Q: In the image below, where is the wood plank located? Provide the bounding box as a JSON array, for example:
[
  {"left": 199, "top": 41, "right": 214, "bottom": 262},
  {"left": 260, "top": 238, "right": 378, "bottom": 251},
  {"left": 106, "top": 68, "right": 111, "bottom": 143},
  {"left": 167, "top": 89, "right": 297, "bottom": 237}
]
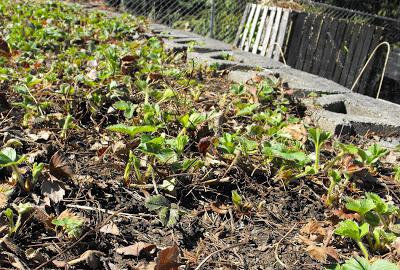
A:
[
  {"left": 240, "top": 4, "right": 256, "bottom": 50},
  {"left": 234, "top": 4, "right": 251, "bottom": 47},
  {"left": 266, "top": 7, "right": 283, "bottom": 59},
  {"left": 319, "top": 18, "right": 339, "bottom": 78},
  {"left": 245, "top": 4, "right": 262, "bottom": 52},
  {"left": 311, "top": 17, "right": 330, "bottom": 74},
  {"left": 273, "top": 9, "right": 290, "bottom": 61},
  {"left": 359, "top": 27, "right": 384, "bottom": 95},
  {"left": 260, "top": 7, "right": 277, "bottom": 56},
  {"left": 252, "top": 7, "right": 269, "bottom": 54},
  {"left": 303, "top": 14, "right": 323, "bottom": 72},
  {"left": 345, "top": 24, "right": 370, "bottom": 88},
  {"left": 326, "top": 20, "right": 346, "bottom": 80},
  {"left": 295, "top": 14, "right": 314, "bottom": 70},
  {"left": 351, "top": 24, "right": 374, "bottom": 93},
  {"left": 286, "top": 12, "right": 307, "bottom": 67},
  {"left": 333, "top": 22, "right": 353, "bottom": 83},
  {"left": 339, "top": 23, "right": 361, "bottom": 85}
]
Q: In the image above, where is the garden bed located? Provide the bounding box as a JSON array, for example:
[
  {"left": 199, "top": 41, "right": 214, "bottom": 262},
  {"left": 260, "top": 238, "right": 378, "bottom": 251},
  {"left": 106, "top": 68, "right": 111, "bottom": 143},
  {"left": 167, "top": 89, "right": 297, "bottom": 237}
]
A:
[{"left": 0, "top": 1, "right": 399, "bottom": 269}]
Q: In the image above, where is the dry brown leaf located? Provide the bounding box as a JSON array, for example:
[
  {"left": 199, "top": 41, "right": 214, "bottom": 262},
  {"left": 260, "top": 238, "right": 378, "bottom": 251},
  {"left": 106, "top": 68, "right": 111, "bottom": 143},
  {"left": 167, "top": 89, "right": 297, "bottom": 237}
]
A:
[
  {"left": 198, "top": 136, "right": 216, "bottom": 156},
  {"left": 134, "top": 261, "right": 157, "bottom": 270},
  {"left": 3, "top": 251, "right": 26, "bottom": 270},
  {"left": 0, "top": 183, "right": 15, "bottom": 209},
  {"left": 116, "top": 242, "right": 156, "bottom": 257},
  {"left": 331, "top": 208, "right": 361, "bottom": 221},
  {"left": 68, "top": 250, "right": 105, "bottom": 269},
  {"left": 25, "top": 248, "right": 46, "bottom": 264},
  {"left": 0, "top": 38, "right": 11, "bottom": 58},
  {"left": 41, "top": 178, "right": 65, "bottom": 204},
  {"left": 305, "top": 244, "right": 339, "bottom": 263},
  {"left": 49, "top": 151, "right": 74, "bottom": 179},
  {"left": 121, "top": 55, "right": 138, "bottom": 75},
  {"left": 392, "top": 237, "right": 400, "bottom": 255},
  {"left": 100, "top": 221, "right": 120, "bottom": 236},
  {"left": 33, "top": 207, "right": 54, "bottom": 230},
  {"left": 0, "top": 92, "right": 11, "bottom": 112},
  {"left": 281, "top": 124, "right": 308, "bottom": 143},
  {"left": 155, "top": 244, "right": 180, "bottom": 270},
  {"left": 300, "top": 220, "right": 326, "bottom": 241},
  {"left": 210, "top": 202, "right": 229, "bottom": 215},
  {"left": 149, "top": 72, "right": 163, "bottom": 81},
  {"left": 52, "top": 260, "right": 67, "bottom": 268}
]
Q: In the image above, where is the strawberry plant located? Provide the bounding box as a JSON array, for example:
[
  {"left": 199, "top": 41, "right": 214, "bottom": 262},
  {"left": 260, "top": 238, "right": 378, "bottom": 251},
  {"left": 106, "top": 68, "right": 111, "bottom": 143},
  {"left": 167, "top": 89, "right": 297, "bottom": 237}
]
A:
[
  {"left": 335, "top": 220, "right": 370, "bottom": 259},
  {"left": 329, "top": 256, "right": 399, "bottom": 270},
  {"left": 308, "top": 128, "right": 331, "bottom": 171}
]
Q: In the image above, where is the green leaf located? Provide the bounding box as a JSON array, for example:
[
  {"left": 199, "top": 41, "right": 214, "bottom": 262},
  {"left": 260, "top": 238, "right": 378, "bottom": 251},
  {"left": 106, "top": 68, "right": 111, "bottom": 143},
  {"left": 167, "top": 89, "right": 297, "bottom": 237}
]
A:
[
  {"left": 341, "top": 257, "right": 400, "bottom": 270},
  {"left": 157, "top": 88, "right": 175, "bottom": 103},
  {"left": 232, "top": 190, "right": 242, "bottom": 208},
  {"left": 365, "top": 193, "right": 388, "bottom": 215},
  {"left": 13, "top": 203, "right": 32, "bottom": 215},
  {"left": 370, "top": 260, "right": 399, "bottom": 270},
  {"left": 112, "top": 100, "right": 137, "bottom": 119},
  {"left": 167, "top": 205, "right": 180, "bottom": 227},
  {"left": 342, "top": 257, "right": 370, "bottom": 270},
  {"left": 366, "top": 144, "right": 388, "bottom": 164},
  {"left": 145, "top": 195, "right": 171, "bottom": 211},
  {"left": 106, "top": 124, "right": 157, "bottom": 138},
  {"left": 262, "top": 142, "right": 307, "bottom": 163},
  {"left": 230, "top": 84, "right": 245, "bottom": 95},
  {"left": 155, "top": 148, "right": 178, "bottom": 164},
  {"left": 337, "top": 143, "right": 360, "bottom": 155},
  {"left": 335, "top": 220, "right": 368, "bottom": 241},
  {"left": 329, "top": 170, "right": 342, "bottom": 183},
  {"left": 32, "top": 162, "right": 44, "bottom": 184},
  {"left": 236, "top": 103, "right": 259, "bottom": 116},
  {"left": 345, "top": 198, "right": 376, "bottom": 216},
  {"left": 309, "top": 128, "right": 331, "bottom": 147},
  {"left": 0, "top": 147, "right": 17, "bottom": 164},
  {"left": 359, "top": 223, "right": 370, "bottom": 239}
]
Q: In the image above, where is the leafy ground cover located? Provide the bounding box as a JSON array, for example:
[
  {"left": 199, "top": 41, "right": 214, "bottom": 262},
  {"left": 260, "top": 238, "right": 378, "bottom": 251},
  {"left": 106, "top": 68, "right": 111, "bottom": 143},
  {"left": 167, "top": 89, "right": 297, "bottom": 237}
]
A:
[{"left": 0, "top": 0, "right": 400, "bottom": 269}]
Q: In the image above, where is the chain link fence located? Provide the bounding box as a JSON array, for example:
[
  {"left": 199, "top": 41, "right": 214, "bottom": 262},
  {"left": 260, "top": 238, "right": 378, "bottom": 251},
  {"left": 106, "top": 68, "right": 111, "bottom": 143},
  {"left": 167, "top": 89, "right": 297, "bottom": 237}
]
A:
[{"left": 98, "top": 0, "right": 252, "bottom": 43}]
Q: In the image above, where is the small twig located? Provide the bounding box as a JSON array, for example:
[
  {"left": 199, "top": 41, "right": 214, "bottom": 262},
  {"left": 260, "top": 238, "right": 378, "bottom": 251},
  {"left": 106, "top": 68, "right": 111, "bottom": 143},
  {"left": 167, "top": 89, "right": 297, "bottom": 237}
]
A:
[
  {"left": 274, "top": 223, "right": 297, "bottom": 269},
  {"left": 194, "top": 242, "right": 247, "bottom": 270}
]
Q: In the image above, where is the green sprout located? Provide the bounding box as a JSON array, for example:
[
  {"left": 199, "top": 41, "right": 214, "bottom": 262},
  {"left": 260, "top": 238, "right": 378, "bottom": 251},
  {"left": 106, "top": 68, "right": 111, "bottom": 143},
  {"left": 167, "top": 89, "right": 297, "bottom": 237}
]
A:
[
  {"left": 308, "top": 128, "right": 331, "bottom": 171},
  {"left": 326, "top": 169, "right": 342, "bottom": 206},
  {"left": 4, "top": 203, "right": 32, "bottom": 235}
]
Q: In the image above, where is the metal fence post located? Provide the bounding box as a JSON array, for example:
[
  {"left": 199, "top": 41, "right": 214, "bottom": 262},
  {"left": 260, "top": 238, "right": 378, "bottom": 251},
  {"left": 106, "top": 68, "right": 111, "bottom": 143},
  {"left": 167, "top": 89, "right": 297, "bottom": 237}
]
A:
[{"left": 210, "top": 0, "right": 216, "bottom": 38}]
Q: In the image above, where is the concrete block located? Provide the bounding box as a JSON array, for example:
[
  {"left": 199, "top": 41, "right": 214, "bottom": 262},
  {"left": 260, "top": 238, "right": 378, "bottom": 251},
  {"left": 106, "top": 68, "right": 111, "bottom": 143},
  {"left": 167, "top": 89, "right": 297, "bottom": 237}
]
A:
[
  {"left": 311, "top": 93, "right": 400, "bottom": 136},
  {"left": 188, "top": 51, "right": 285, "bottom": 71}
]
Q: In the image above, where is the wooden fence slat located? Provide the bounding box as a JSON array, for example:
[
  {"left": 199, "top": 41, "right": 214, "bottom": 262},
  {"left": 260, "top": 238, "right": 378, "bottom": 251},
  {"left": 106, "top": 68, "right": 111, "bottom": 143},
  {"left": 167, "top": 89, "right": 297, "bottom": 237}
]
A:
[
  {"left": 311, "top": 17, "right": 330, "bottom": 74},
  {"left": 266, "top": 7, "right": 283, "bottom": 58},
  {"left": 273, "top": 9, "right": 290, "bottom": 60},
  {"left": 260, "top": 7, "right": 277, "bottom": 56},
  {"left": 326, "top": 20, "right": 346, "bottom": 80},
  {"left": 359, "top": 27, "right": 383, "bottom": 95},
  {"left": 287, "top": 12, "right": 307, "bottom": 66},
  {"left": 252, "top": 7, "right": 268, "bottom": 54},
  {"left": 345, "top": 24, "right": 370, "bottom": 87},
  {"left": 349, "top": 24, "right": 374, "bottom": 92},
  {"left": 319, "top": 18, "right": 339, "bottom": 78},
  {"left": 333, "top": 22, "right": 353, "bottom": 83},
  {"left": 303, "top": 15, "right": 323, "bottom": 72},
  {"left": 295, "top": 14, "right": 314, "bottom": 70},
  {"left": 234, "top": 4, "right": 251, "bottom": 47},
  {"left": 339, "top": 23, "right": 361, "bottom": 85},
  {"left": 245, "top": 5, "right": 262, "bottom": 52},
  {"left": 240, "top": 4, "right": 256, "bottom": 50}
]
